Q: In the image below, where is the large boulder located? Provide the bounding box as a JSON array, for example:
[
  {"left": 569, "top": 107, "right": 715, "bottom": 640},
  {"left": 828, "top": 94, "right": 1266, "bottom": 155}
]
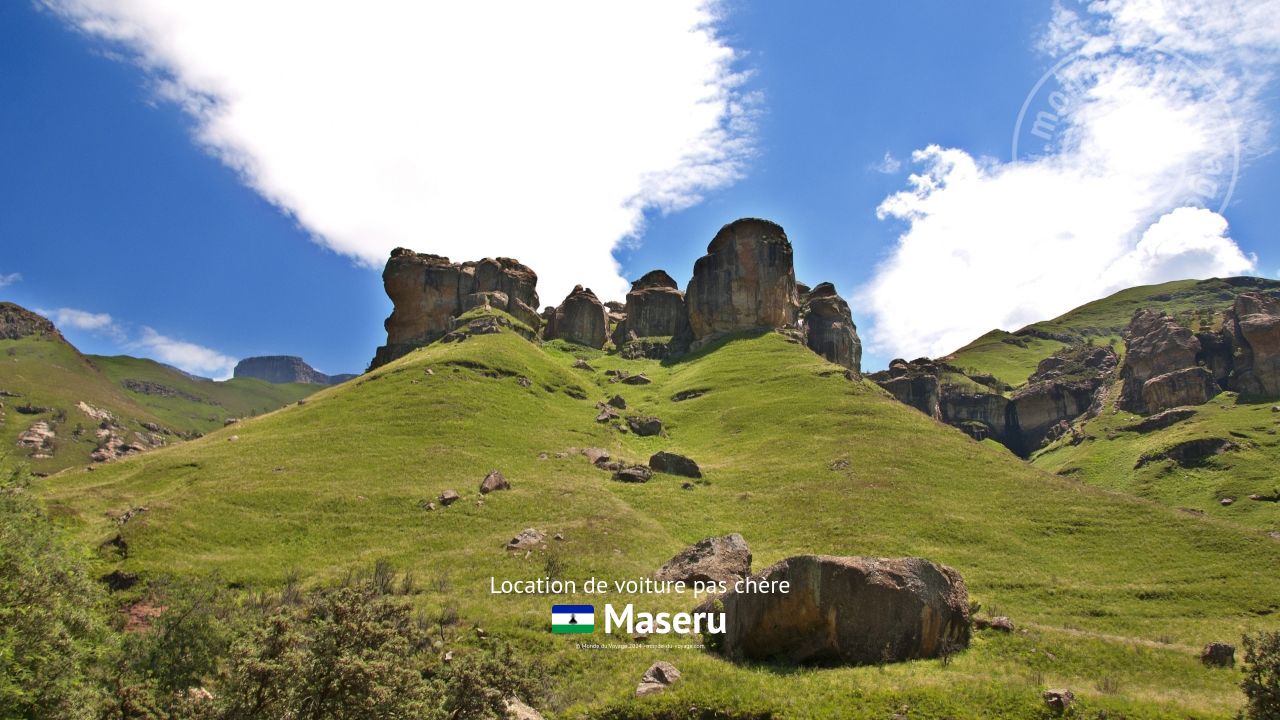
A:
[
  {"left": 1118, "top": 310, "right": 1212, "bottom": 413},
  {"left": 655, "top": 534, "right": 751, "bottom": 585},
  {"left": 685, "top": 218, "right": 800, "bottom": 340},
  {"left": 634, "top": 661, "right": 681, "bottom": 697},
  {"left": 1141, "top": 367, "right": 1219, "bottom": 414},
  {"left": 799, "top": 282, "right": 862, "bottom": 373},
  {"left": 372, "top": 249, "right": 540, "bottom": 368},
  {"left": 612, "top": 270, "right": 691, "bottom": 357},
  {"left": 713, "top": 556, "right": 970, "bottom": 666},
  {"left": 544, "top": 286, "right": 609, "bottom": 349},
  {"left": 1230, "top": 293, "right": 1280, "bottom": 397}
]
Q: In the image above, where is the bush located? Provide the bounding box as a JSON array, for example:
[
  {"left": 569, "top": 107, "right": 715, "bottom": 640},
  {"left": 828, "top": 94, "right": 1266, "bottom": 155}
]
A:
[
  {"left": 1243, "top": 631, "right": 1280, "bottom": 720},
  {"left": 0, "top": 465, "right": 108, "bottom": 719}
]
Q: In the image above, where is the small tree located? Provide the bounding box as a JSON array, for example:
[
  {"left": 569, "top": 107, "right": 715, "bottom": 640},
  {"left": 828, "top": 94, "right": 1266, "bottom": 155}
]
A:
[{"left": 1243, "top": 631, "right": 1280, "bottom": 720}]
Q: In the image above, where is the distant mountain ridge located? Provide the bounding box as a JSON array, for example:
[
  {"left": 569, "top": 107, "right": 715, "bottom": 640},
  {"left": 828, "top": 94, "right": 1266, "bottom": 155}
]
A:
[{"left": 233, "top": 355, "right": 354, "bottom": 385}]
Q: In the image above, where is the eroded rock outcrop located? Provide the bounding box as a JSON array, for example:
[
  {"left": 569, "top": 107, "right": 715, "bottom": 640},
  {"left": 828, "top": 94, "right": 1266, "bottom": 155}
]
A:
[
  {"left": 1229, "top": 293, "right": 1280, "bottom": 397},
  {"left": 686, "top": 218, "right": 800, "bottom": 341},
  {"left": 1010, "top": 345, "right": 1117, "bottom": 451},
  {"left": 712, "top": 555, "right": 969, "bottom": 666},
  {"left": 544, "top": 285, "right": 608, "bottom": 349},
  {"left": 1119, "top": 310, "right": 1218, "bottom": 414},
  {"left": 870, "top": 359, "right": 942, "bottom": 419},
  {"left": 1, "top": 302, "right": 61, "bottom": 340},
  {"left": 611, "top": 270, "right": 690, "bottom": 358},
  {"left": 372, "top": 250, "right": 541, "bottom": 368},
  {"left": 655, "top": 534, "right": 750, "bottom": 586},
  {"left": 799, "top": 282, "right": 862, "bottom": 373}
]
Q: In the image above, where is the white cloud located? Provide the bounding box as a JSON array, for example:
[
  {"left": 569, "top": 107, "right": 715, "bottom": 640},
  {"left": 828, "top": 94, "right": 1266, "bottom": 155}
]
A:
[
  {"left": 861, "top": 0, "right": 1275, "bottom": 360},
  {"left": 132, "top": 327, "right": 237, "bottom": 380},
  {"left": 43, "top": 1, "right": 755, "bottom": 305},
  {"left": 872, "top": 152, "right": 902, "bottom": 174},
  {"left": 35, "top": 306, "right": 236, "bottom": 378},
  {"left": 0, "top": 272, "right": 21, "bottom": 288},
  {"left": 37, "top": 307, "right": 123, "bottom": 338}
]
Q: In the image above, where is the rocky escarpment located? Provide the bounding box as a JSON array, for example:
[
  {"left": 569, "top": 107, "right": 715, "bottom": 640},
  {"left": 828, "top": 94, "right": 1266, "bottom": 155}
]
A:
[
  {"left": 544, "top": 285, "right": 609, "bottom": 349},
  {"left": 610, "top": 270, "right": 691, "bottom": 358},
  {"left": 1, "top": 302, "right": 62, "bottom": 340},
  {"left": 799, "top": 282, "right": 862, "bottom": 372},
  {"left": 371, "top": 250, "right": 541, "bottom": 368},
  {"left": 234, "top": 356, "right": 349, "bottom": 385},
  {"left": 1228, "top": 293, "right": 1280, "bottom": 397},
  {"left": 685, "top": 218, "right": 801, "bottom": 342},
  {"left": 873, "top": 344, "right": 1116, "bottom": 456}
]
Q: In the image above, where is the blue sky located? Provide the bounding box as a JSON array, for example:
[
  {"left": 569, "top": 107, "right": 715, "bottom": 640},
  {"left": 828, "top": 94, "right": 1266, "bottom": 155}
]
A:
[{"left": 2, "top": 1, "right": 1278, "bottom": 377}]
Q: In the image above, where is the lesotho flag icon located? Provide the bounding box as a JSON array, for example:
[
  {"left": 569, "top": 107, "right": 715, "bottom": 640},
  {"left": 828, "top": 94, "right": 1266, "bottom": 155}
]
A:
[{"left": 551, "top": 604, "right": 595, "bottom": 634}]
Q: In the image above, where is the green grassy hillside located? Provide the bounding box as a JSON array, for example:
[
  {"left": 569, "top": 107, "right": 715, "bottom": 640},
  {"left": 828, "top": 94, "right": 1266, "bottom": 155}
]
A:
[
  {"left": 946, "top": 278, "right": 1280, "bottom": 389},
  {"left": 1, "top": 330, "right": 317, "bottom": 475},
  {"left": 36, "top": 316, "right": 1280, "bottom": 718}
]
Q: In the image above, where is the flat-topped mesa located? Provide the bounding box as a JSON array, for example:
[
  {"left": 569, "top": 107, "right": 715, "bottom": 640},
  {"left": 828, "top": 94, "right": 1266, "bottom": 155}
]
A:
[
  {"left": 371, "top": 249, "right": 541, "bottom": 369},
  {"left": 234, "top": 356, "right": 339, "bottom": 385},
  {"left": 544, "top": 285, "right": 609, "bottom": 349},
  {"left": 686, "top": 218, "right": 801, "bottom": 341},
  {"left": 610, "top": 270, "right": 691, "bottom": 356},
  {"left": 799, "top": 282, "right": 862, "bottom": 373}
]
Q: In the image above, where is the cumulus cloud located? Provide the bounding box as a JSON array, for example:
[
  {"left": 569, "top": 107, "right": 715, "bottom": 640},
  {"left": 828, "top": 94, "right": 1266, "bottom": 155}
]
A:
[
  {"left": 37, "top": 307, "right": 123, "bottom": 338},
  {"left": 860, "top": 0, "right": 1275, "bottom": 360},
  {"left": 132, "top": 327, "right": 237, "bottom": 380},
  {"left": 35, "top": 306, "right": 236, "bottom": 378},
  {"left": 0, "top": 272, "right": 21, "bottom": 288},
  {"left": 43, "top": 1, "right": 756, "bottom": 304}
]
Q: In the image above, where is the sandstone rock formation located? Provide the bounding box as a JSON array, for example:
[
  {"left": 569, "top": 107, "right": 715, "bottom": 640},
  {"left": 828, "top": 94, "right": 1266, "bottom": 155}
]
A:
[
  {"left": 372, "top": 249, "right": 540, "bottom": 368},
  {"left": 1229, "top": 293, "right": 1280, "bottom": 397},
  {"left": 1010, "top": 345, "right": 1117, "bottom": 451},
  {"left": 543, "top": 285, "right": 608, "bottom": 349},
  {"left": 655, "top": 534, "right": 750, "bottom": 585},
  {"left": 234, "top": 356, "right": 342, "bottom": 385},
  {"left": 1119, "top": 310, "right": 1218, "bottom": 414},
  {"left": 611, "top": 270, "right": 690, "bottom": 358},
  {"left": 686, "top": 218, "right": 800, "bottom": 341},
  {"left": 799, "top": 282, "right": 862, "bottom": 373},
  {"left": 713, "top": 555, "right": 969, "bottom": 666},
  {"left": 870, "top": 359, "right": 942, "bottom": 419}
]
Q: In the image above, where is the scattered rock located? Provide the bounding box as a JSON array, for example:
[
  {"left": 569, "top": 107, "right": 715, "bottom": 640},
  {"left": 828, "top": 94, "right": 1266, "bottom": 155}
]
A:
[
  {"left": 100, "top": 569, "right": 139, "bottom": 592},
  {"left": 75, "top": 401, "right": 115, "bottom": 423},
  {"left": 681, "top": 482, "right": 694, "bottom": 490},
  {"left": 480, "top": 470, "right": 510, "bottom": 494},
  {"left": 582, "top": 448, "right": 611, "bottom": 466},
  {"left": 1200, "top": 642, "right": 1235, "bottom": 667},
  {"left": 613, "top": 465, "right": 653, "bottom": 483},
  {"left": 16, "top": 421, "right": 55, "bottom": 450},
  {"left": 712, "top": 555, "right": 969, "bottom": 666},
  {"left": 974, "top": 616, "right": 1014, "bottom": 632},
  {"left": 595, "top": 406, "right": 619, "bottom": 423},
  {"left": 1221, "top": 497, "right": 1235, "bottom": 506},
  {"left": 671, "top": 389, "right": 707, "bottom": 402},
  {"left": 607, "top": 395, "right": 627, "bottom": 409},
  {"left": 1042, "top": 689, "right": 1074, "bottom": 714},
  {"left": 15, "top": 404, "right": 50, "bottom": 415},
  {"left": 635, "top": 661, "right": 681, "bottom": 697},
  {"left": 649, "top": 451, "right": 701, "bottom": 478},
  {"left": 517, "top": 376, "right": 532, "bottom": 388},
  {"left": 627, "top": 416, "right": 663, "bottom": 436},
  {"left": 227, "top": 435, "right": 240, "bottom": 443},
  {"left": 506, "top": 528, "right": 545, "bottom": 551},
  {"left": 439, "top": 489, "right": 461, "bottom": 506},
  {"left": 621, "top": 373, "right": 652, "bottom": 386},
  {"left": 655, "top": 534, "right": 751, "bottom": 585},
  {"left": 224, "top": 418, "right": 239, "bottom": 426},
  {"left": 572, "top": 359, "right": 594, "bottom": 371},
  {"left": 420, "top": 501, "right": 437, "bottom": 512}
]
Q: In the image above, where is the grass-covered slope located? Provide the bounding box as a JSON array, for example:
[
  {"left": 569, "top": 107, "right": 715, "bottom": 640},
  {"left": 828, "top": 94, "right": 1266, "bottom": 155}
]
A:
[
  {"left": 1, "top": 330, "right": 317, "bottom": 475},
  {"left": 946, "top": 277, "right": 1280, "bottom": 389},
  {"left": 36, "top": 319, "right": 1280, "bottom": 718}
]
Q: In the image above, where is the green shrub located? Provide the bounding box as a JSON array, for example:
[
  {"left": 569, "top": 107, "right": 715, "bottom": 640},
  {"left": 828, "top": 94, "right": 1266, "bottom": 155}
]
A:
[{"left": 1243, "top": 630, "right": 1280, "bottom": 720}]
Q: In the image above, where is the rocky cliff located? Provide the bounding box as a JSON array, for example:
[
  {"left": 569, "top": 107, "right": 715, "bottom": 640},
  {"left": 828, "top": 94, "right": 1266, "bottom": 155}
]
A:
[
  {"left": 799, "top": 282, "right": 862, "bottom": 372},
  {"left": 610, "top": 270, "right": 691, "bottom": 359},
  {"left": 1, "top": 302, "right": 62, "bottom": 340},
  {"left": 233, "top": 356, "right": 349, "bottom": 385},
  {"left": 371, "top": 250, "right": 541, "bottom": 368}
]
